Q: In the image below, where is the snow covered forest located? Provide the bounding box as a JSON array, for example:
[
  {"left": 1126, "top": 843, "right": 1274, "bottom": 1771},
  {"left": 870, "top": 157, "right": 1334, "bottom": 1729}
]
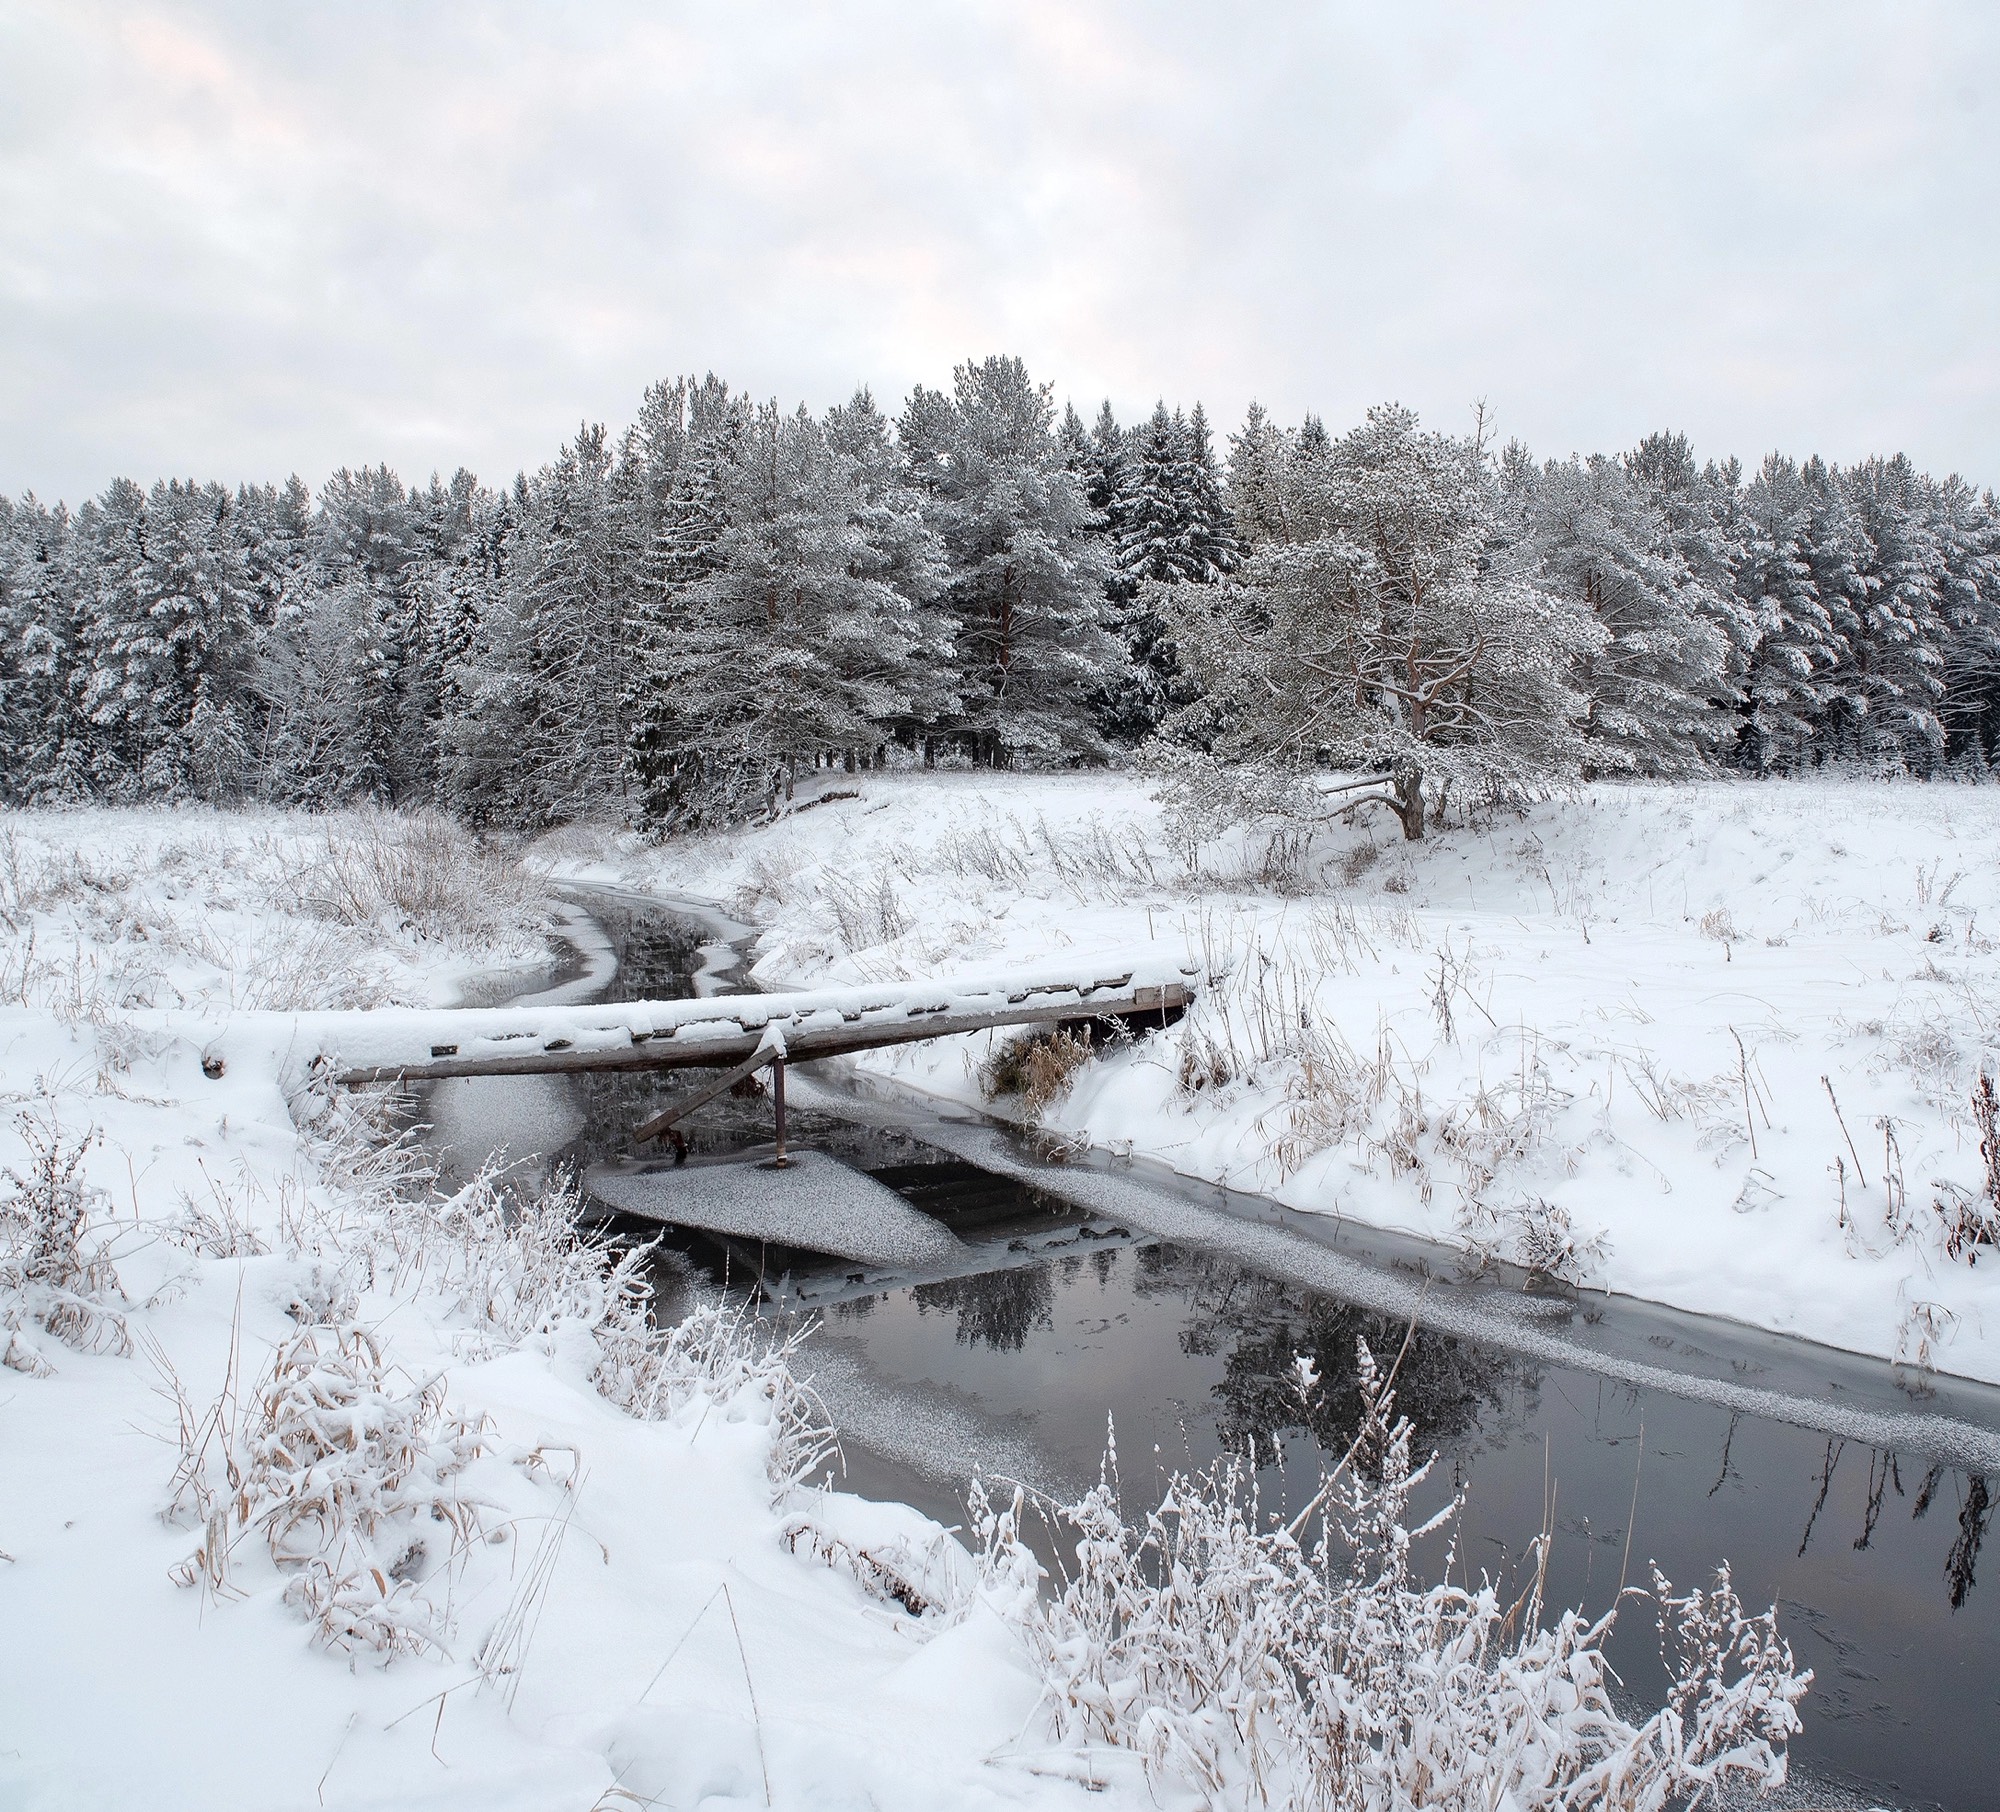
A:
[{"left": 4, "top": 355, "right": 1998, "bottom": 834}]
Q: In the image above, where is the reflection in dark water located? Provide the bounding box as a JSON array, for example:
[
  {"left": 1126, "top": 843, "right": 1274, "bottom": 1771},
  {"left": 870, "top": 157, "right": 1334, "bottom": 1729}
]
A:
[
  {"left": 1944, "top": 1471, "right": 1991, "bottom": 1612},
  {"left": 912, "top": 1265, "right": 1054, "bottom": 1351},
  {"left": 1130, "top": 1243, "right": 1532, "bottom": 1461}
]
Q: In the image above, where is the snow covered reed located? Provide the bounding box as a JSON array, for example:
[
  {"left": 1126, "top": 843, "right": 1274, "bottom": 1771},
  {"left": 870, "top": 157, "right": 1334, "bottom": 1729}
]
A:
[
  {"left": 297, "top": 1090, "right": 838, "bottom": 1497},
  {"left": 0, "top": 807, "right": 555, "bottom": 1020},
  {"left": 974, "top": 1341, "right": 1809, "bottom": 1811}
]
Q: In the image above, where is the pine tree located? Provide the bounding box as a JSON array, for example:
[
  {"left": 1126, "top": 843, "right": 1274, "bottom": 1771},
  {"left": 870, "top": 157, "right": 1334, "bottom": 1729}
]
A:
[
  {"left": 1181, "top": 403, "right": 1240, "bottom": 582},
  {"left": 1226, "top": 401, "right": 1292, "bottom": 548},
  {"left": 77, "top": 479, "right": 256, "bottom": 800},
  {"left": 1733, "top": 455, "right": 1846, "bottom": 772},
  {"left": 0, "top": 496, "right": 90, "bottom": 800},
  {"left": 1934, "top": 476, "right": 2000, "bottom": 769},
  {"left": 453, "top": 426, "right": 629, "bottom": 826},
  {"left": 1115, "top": 403, "right": 1198, "bottom": 586},
  {"left": 1086, "top": 401, "right": 1126, "bottom": 520},
  {"left": 1833, "top": 456, "right": 1947, "bottom": 772},
  {"left": 624, "top": 390, "right": 952, "bottom": 827},
  {"left": 1165, "top": 404, "right": 1602, "bottom": 839}
]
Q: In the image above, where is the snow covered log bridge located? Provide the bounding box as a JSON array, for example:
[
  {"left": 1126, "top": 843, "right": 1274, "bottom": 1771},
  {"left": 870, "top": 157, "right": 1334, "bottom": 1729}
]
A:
[{"left": 308, "top": 964, "right": 1197, "bottom": 1087}]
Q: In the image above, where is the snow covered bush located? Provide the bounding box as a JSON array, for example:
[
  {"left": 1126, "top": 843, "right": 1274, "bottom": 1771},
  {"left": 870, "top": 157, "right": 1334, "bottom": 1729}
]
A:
[
  {"left": 973, "top": 1342, "right": 1807, "bottom": 1811},
  {"left": 0, "top": 1108, "right": 127, "bottom": 1373},
  {"left": 597, "top": 1300, "right": 838, "bottom": 1494},
  {"left": 164, "top": 1322, "right": 490, "bottom": 1660},
  {"left": 296, "top": 1097, "right": 837, "bottom": 1498}
]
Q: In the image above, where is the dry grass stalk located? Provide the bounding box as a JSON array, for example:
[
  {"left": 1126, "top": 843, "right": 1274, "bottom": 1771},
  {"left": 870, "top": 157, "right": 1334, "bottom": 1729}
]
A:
[{"left": 983, "top": 1025, "right": 1097, "bottom": 1121}]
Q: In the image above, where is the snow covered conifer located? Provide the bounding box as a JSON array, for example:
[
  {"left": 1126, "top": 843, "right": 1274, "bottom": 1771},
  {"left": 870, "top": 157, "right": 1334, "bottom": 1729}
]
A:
[
  {"left": 1733, "top": 455, "right": 1849, "bottom": 772},
  {"left": 1226, "top": 400, "right": 1292, "bottom": 548},
  {"left": 78, "top": 478, "right": 257, "bottom": 800},
  {"left": 1520, "top": 453, "right": 1733, "bottom": 777},
  {"left": 0, "top": 496, "right": 90, "bottom": 799},
  {"left": 1831, "top": 455, "right": 1948, "bottom": 772},
  {"left": 899, "top": 356, "right": 1122, "bottom": 766}
]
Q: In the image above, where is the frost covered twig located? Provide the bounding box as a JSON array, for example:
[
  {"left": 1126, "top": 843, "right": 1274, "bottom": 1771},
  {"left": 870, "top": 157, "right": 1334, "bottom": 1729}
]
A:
[{"left": 0, "top": 1107, "right": 127, "bottom": 1370}]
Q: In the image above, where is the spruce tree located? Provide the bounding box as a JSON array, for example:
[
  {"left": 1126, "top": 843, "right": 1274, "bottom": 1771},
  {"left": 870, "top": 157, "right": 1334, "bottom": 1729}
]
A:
[
  {"left": 1523, "top": 454, "right": 1732, "bottom": 777},
  {"left": 898, "top": 356, "right": 1122, "bottom": 766}
]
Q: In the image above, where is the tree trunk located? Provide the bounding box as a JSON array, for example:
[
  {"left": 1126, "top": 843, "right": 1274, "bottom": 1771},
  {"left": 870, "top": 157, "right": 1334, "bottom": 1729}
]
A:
[{"left": 1393, "top": 763, "right": 1425, "bottom": 840}]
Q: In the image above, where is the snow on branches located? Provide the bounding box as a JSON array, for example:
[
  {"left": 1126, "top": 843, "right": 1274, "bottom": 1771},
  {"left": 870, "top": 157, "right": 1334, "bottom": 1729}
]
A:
[{"left": 972, "top": 1338, "right": 1808, "bottom": 1811}]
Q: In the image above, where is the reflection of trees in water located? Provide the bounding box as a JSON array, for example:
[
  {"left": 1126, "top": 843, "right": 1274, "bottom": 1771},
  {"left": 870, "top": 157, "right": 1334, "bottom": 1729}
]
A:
[
  {"left": 1781, "top": 1440, "right": 1991, "bottom": 1612},
  {"left": 1131, "top": 1244, "right": 1533, "bottom": 1459},
  {"left": 1912, "top": 1460, "right": 1992, "bottom": 1612},
  {"left": 594, "top": 907, "right": 706, "bottom": 1003},
  {"left": 913, "top": 1263, "right": 1055, "bottom": 1351}
]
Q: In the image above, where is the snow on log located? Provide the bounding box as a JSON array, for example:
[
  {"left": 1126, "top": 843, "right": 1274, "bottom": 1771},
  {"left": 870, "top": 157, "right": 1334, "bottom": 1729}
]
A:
[{"left": 191, "top": 963, "right": 1198, "bottom": 1087}]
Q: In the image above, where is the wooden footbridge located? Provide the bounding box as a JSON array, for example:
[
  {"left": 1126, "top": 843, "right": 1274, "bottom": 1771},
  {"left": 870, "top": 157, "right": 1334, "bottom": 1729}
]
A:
[{"left": 215, "top": 964, "right": 1196, "bottom": 1164}]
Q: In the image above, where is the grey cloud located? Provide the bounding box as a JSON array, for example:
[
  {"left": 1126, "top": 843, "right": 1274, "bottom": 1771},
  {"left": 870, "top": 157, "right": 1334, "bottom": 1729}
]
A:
[{"left": 1, "top": 0, "right": 1994, "bottom": 503}]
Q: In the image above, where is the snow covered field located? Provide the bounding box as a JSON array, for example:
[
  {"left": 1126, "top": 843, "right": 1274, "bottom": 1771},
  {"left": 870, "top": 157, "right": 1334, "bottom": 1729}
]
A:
[
  {"left": 550, "top": 770, "right": 2000, "bottom": 1389},
  {"left": 0, "top": 810, "right": 1063, "bottom": 1812}
]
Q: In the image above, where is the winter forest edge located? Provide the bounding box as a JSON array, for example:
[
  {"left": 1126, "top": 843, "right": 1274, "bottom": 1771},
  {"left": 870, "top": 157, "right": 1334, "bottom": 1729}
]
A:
[{"left": 6, "top": 353, "right": 1999, "bottom": 838}]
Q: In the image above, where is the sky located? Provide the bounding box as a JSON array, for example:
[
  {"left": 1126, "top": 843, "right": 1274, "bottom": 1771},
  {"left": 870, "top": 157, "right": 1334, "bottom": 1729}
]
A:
[{"left": 2, "top": 1, "right": 1996, "bottom": 503}]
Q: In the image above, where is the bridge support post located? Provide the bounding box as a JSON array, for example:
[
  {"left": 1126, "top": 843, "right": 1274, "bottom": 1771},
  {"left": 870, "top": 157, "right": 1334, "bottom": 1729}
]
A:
[{"left": 766, "top": 1055, "right": 790, "bottom": 1169}]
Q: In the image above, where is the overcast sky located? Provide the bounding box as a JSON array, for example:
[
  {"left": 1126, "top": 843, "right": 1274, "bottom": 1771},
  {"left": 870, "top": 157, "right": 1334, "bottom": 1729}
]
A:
[{"left": 3, "top": 1, "right": 1995, "bottom": 502}]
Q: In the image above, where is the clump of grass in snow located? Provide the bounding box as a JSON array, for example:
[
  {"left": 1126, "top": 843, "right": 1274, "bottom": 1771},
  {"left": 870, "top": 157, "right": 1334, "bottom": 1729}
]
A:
[
  {"left": 973, "top": 1340, "right": 1808, "bottom": 1810},
  {"left": 0, "top": 1107, "right": 127, "bottom": 1374},
  {"left": 162, "top": 1320, "right": 490, "bottom": 1660},
  {"left": 285, "top": 809, "right": 549, "bottom": 949},
  {"left": 820, "top": 864, "right": 911, "bottom": 952},
  {"left": 1934, "top": 1072, "right": 2000, "bottom": 1264},
  {"left": 982, "top": 1024, "right": 1097, "bottom": 1121}
]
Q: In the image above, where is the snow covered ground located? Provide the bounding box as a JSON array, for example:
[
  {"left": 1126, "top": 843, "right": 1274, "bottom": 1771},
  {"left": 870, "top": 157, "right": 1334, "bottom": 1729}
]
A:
[
  {"left": 0, "top": 809, "right": 1063, "bottom": 1812},
  {"left": 544, "top": 770, "right": 2000, "bottom": 1388}
]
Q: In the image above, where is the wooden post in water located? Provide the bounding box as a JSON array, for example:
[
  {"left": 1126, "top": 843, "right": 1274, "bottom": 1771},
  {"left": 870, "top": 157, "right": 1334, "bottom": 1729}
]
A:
[{"left": 767, "top": 1055, "right": 790, "bottom": 1169}]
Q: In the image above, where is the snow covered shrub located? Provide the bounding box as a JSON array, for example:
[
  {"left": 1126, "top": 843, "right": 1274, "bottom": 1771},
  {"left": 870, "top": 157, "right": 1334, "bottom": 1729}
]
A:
[
  {"left": 982, "top": 1024, "right": 1096, "bottom": 1121},
  {"left": 596, "top": 1301, "right": 837, "bottom": 1495},
  {"left": 300, "top": 1098, "right": 836, "bottom": 1498},
  {"left": 166, "top": 1323, "right": 489, "bottom": 1660},
  {"left": 974, "top": 1341, "right": 1807, "bottom": 1811},
  {"left": 288, "top": 809, "right": 549, "bottom": 948},
  {"left": 0, "top": 1108, "right": 127, "bottom": 1372},
  {"left": 421, "top": 1167, "right": 656, "bottom": 1355}
]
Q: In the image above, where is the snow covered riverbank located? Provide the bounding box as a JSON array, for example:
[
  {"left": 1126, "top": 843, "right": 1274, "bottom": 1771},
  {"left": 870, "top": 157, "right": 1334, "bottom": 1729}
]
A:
[
  {"left": 544, "top": 770, "right": 2000, "bottom": 1389},
  {"left": 0, "top": 810, "right": 1063, "bottom": 1812}
]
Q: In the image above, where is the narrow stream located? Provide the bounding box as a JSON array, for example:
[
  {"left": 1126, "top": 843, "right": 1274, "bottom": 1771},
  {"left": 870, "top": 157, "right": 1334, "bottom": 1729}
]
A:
[{"left": 459, "top": 889, "right": 1999, "bottom": 1812}]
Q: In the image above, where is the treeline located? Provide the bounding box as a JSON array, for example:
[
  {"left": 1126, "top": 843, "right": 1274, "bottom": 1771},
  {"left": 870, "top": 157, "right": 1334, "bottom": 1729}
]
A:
[{"left": 2, "top": 355, "right": 1996, "bottom": 834}]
